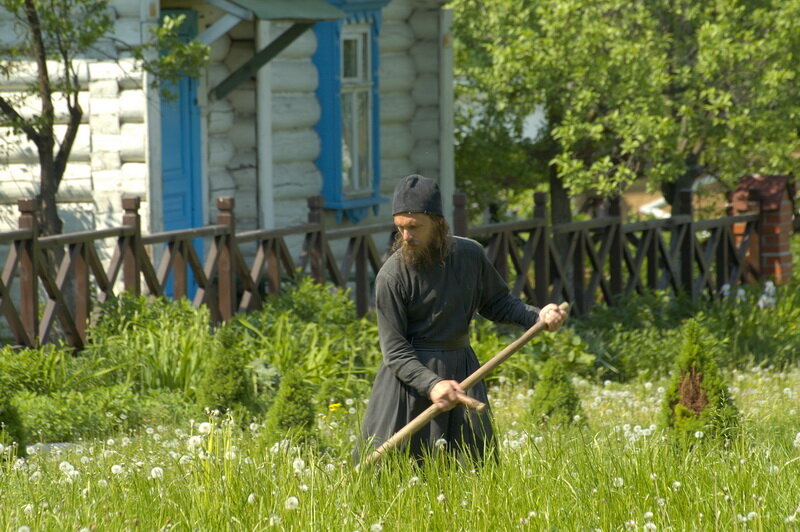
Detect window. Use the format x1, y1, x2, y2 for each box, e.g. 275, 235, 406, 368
340, 26, 372, 197
313, 6, 389, 223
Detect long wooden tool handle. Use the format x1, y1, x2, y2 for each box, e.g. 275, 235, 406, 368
359, 302, 570, 468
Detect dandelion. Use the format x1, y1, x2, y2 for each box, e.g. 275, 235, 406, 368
59, 461, 74, 473
434, 438, 447, 450
23, 503, 33, 515
18, 526, 30, 532
285, 496, 300, 510
694, 431, 704, 439
28, 471, 42, 482
613, 477, 624, 487
644, 511, 654, 520
437, 493, 446, 503
328, 403, 342, 412
643, 523, 657, 531
247, 493, 256, 504
198, 422, 212, 434
747, 511, 758, 521
111, 464, 123, 475
81, 456, 91, 465
98, 479, 108, 488
408, 476, 420, 486
0, 443, 4, 454
150, 467, 164, 479
370, 523, 383, 532
299, 484, 309, 492
187, 436, 203, 450
292, 457, 306, 472
671, 481, 681, 490
249, 422, 260, 432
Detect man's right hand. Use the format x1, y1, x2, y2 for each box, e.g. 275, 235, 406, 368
429, 380, 473, 411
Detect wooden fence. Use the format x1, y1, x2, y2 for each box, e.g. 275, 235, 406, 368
0, 190, 762, 348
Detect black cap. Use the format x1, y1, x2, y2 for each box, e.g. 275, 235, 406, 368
391, 174, 443, 216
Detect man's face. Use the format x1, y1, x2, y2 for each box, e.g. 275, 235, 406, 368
394, 212, 435, 249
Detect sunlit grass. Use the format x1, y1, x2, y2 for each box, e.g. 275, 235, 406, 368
2, 367, 800, 530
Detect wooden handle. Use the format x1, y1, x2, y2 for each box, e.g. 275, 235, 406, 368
358, 302, 569, 468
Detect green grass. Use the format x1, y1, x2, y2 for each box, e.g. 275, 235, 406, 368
2, 367, 799, 530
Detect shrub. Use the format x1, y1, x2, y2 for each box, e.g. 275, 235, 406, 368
659, 319, 739, 442
0, 373, 25, 455
263, 371, 316, 443
196, 325, 260, 417
529, 357, 585, 427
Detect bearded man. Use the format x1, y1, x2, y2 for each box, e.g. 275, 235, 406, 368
357, 174, 566, 462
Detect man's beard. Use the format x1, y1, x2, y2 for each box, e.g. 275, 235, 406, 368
394, 222, 451, 270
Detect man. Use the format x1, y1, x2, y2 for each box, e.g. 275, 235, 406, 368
358, 174, 567, 462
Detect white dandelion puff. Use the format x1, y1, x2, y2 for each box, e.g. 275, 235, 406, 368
370, 523, 383, 532
111, 464, 123, 475
437, 493, 446, 503
613, 477, 624, 487
198, 422, 212, 434
150, 467, 164, 479
247, 493, 256, 504
285, 496, 300, 510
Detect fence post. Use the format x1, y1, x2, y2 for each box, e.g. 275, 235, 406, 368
122, 196, 141, 295
608, 195, 623, 301
18, 199, 38, 346
217, 196, 236, 321
533, 192, 550, 308
453, 193, 468, 237
307, 195, 325, 282
677, 189, 695, 297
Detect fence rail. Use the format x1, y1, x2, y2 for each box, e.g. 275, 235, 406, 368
0, 189, 769, 348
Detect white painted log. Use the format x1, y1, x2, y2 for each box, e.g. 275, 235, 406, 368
89, 60, 141, 86
90, 114, 121, 136
412, 74, 439, 106
271, 59, 317, 93
410, 9, 439, 39
115, 17, 142, 47
207, 63, 231, 90
224, 40, 254, 72
380, 53, 415, 92
272, 23, 316, 59
274, 198, 313, 226
0, 91, 90, 123
410, 42, 438, 73
208, 168, 236, 193
272, 94, 320, 131
228, 20, 254, 41
209, 34, 232, 63
119, 90, 146, 122
380, 92, 414, 124
119, 123, 146, 162
208, 135, 235, 168
380, 21, 415, 53
108, 0, 140, 18
231, 166, 257, 188
228, 89, 256, 115
208, 99, 235, 134
380, 124, 414, 159
411, 140, 440, 170
92, 169, 124, 193
91, 151, 122, 172
89, 79, 120, 99
229, 119, 257, 151
233, 186, 258, 217
0, 61, 89, 90
384, 0, 414, 21
228, 150, 257, 172
411, 107, 439, 140
121, 162, 147, 181
272, 129, 319, 164
0, 125, 90, 163
381, 157, 413, 184
273, 161, 320, 194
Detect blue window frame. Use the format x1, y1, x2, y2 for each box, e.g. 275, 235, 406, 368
313, 1, 391, 223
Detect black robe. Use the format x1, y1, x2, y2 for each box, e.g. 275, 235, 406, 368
358, 237, 538, 461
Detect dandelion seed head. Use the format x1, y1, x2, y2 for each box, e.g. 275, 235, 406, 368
111, 464, 123, 475
247, 493, 256, 504
369, 523, 383, 532
285, 496, 299, 510
150, 467, 164, 479
198, 422, 212, 434
292, 457, 306, 472
613, 477, 624, 487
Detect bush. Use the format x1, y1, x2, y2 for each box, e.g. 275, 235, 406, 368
0, 373, 25, 455
529, 357, 585, 427
263, 371, 316, 443
196, 325, 260, 418
659, 319, 739, 443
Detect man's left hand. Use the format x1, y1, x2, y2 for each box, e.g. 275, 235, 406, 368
539, 303, 567, 332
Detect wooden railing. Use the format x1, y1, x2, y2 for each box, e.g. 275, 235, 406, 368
0, 189, 764, 348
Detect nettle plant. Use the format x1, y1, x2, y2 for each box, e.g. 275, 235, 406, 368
660, 319, 739, 443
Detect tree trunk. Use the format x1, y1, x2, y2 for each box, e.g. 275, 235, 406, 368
548, 165, 572, 225
661, 153, 701, 214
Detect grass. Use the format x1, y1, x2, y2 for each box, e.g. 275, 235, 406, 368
2, 367, 800, 530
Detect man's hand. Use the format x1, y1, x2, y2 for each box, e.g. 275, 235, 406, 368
429, 380, 478, 411
539, 303, 567, 332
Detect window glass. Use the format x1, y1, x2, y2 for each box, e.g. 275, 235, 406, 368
341, 25, 372, 196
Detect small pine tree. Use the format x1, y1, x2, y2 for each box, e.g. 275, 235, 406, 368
529, 357, 585, 426
196, 325, 257, 417
263, 370, 316, 443
659, 319, 739, 442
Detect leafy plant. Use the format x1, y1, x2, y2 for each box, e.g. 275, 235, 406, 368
263, 370, 316, 444
528, 356, 585, 427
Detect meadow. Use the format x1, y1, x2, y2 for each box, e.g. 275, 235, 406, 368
0, 237, 798, 530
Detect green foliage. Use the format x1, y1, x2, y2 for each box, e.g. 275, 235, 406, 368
0, 372, 25, 455
196, 325, 260, 418
528, 356, 585, 426
87, 294, 216, 399
452, 0, 800, 206
659, 320, 739, 442
263, 371, 316, 444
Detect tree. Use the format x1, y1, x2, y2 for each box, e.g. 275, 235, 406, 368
0, 0, 208, 235
452, 0, 800, 222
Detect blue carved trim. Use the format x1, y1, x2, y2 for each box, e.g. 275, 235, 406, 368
313, 1, 390, 224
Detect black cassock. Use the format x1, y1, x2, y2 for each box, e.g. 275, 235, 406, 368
357, 237, 538, 462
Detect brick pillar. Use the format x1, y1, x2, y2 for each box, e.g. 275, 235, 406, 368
759, 189, 793, 282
